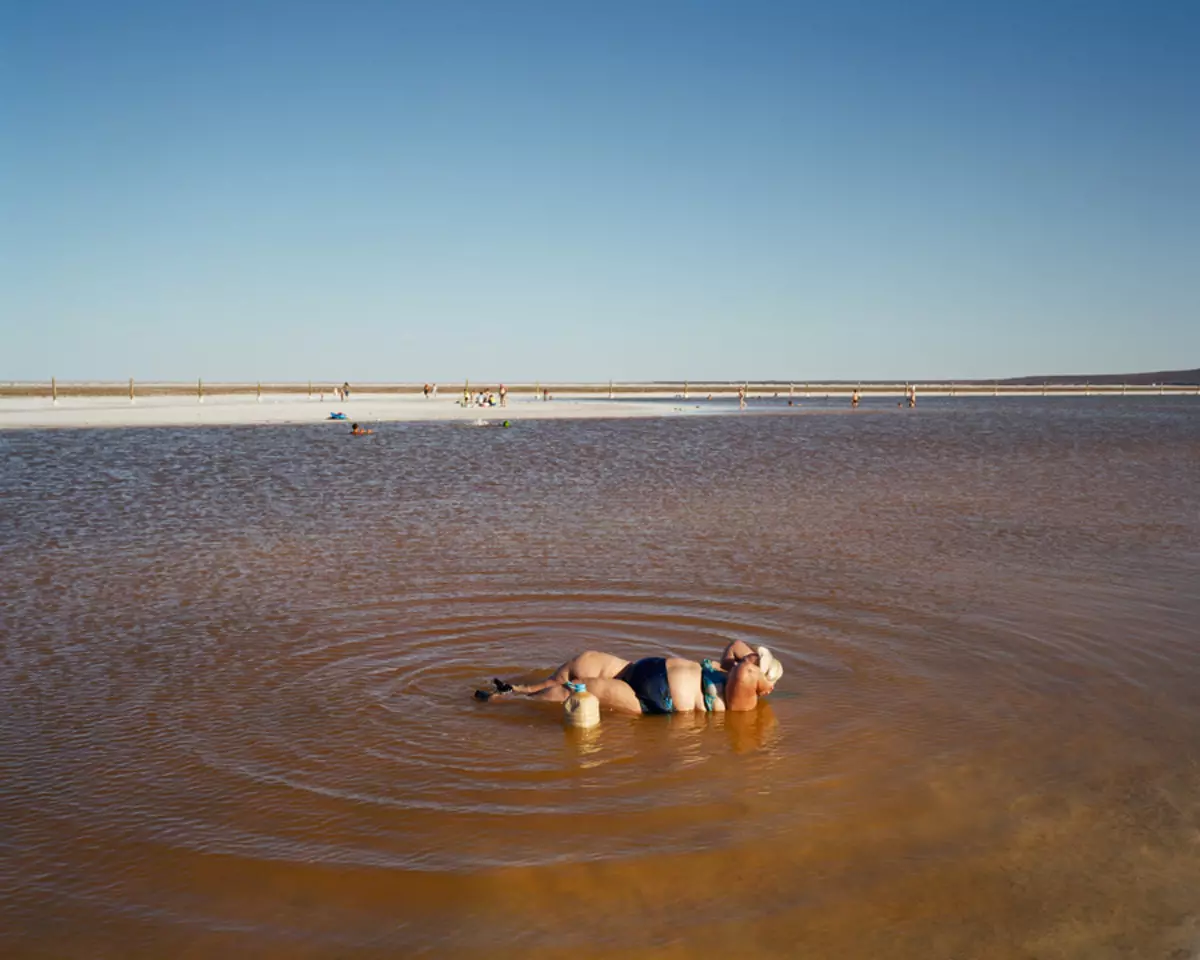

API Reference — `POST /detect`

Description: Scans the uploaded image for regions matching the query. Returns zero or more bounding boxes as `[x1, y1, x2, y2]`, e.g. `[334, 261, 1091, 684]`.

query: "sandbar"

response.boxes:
[0, 392, 719, 431]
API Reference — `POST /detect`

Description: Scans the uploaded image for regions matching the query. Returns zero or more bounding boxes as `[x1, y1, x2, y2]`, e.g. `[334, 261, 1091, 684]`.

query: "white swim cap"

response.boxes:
[756, 646, 783, 683]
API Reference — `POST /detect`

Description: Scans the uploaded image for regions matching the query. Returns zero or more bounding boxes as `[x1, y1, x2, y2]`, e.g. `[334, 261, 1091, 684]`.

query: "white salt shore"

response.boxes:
[0, 392, 716, 431]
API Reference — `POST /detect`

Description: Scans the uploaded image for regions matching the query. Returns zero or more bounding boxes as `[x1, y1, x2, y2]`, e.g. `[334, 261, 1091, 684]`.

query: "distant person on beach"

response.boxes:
[851, 390, 860, 408]
[475, 640, 781, 714]
[908, 384, 917, 408]
[350, 422, 372, 436]
[423, 383, 431, 399]
[343, 382, 351, 399]
[499, 384, 508, 407]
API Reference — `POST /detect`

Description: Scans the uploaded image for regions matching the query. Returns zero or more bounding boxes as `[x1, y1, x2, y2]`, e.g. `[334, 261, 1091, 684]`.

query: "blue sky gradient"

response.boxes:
[1, 0, 1197, 382]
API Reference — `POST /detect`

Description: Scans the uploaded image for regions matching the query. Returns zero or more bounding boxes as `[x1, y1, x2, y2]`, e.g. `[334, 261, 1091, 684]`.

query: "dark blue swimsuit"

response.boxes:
[619, 657, 675, 714]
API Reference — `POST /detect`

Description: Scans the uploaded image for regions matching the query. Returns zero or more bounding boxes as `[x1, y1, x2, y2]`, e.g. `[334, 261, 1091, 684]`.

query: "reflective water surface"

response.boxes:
[2, 399, 1199, 958]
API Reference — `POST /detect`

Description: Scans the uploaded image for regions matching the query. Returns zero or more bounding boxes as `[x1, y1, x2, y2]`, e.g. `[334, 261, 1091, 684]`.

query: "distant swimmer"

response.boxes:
[350, 423, 373, 436]
[851, 389, 860, 408]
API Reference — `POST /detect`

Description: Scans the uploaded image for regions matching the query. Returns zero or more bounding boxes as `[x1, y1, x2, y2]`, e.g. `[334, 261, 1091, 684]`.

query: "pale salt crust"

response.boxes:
[0, 392, 718, 431]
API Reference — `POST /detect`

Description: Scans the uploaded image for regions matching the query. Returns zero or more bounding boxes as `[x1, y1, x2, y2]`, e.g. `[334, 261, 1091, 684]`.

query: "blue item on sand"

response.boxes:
[328, 412, 347, 420]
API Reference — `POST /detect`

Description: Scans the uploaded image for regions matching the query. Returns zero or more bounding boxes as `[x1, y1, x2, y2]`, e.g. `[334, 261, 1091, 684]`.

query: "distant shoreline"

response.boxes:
[0, 386, 1195, 432]
[1, 376, 1198, 401]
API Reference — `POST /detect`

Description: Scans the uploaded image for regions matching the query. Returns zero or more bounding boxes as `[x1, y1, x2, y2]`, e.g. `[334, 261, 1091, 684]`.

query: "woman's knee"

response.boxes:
[566, 651, 630, 681]
[551, 651, 601, 682]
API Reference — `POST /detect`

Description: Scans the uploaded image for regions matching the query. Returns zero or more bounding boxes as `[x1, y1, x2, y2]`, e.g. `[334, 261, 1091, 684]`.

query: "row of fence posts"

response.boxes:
[50, 378, 264, 403]
[37, 379, 1195, 406]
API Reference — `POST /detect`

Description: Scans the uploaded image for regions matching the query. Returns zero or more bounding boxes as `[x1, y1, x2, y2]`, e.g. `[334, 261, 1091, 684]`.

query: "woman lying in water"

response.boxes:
[474, 640, 782, 714]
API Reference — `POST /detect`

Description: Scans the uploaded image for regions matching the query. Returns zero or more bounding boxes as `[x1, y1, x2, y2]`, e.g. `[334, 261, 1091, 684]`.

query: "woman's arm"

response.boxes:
[719, 639, 758, 672]
[724, 660, 773, 711]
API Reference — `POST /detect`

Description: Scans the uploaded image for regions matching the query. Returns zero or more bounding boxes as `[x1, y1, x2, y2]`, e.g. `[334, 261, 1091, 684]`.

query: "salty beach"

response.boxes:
[2, 397, 1199, 958]
[0, 391, 703, 431]
[2, 381, 1195, 431]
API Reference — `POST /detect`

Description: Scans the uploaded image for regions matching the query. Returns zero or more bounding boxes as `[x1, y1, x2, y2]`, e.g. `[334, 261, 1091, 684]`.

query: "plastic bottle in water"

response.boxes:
[563, 681, 600, 729]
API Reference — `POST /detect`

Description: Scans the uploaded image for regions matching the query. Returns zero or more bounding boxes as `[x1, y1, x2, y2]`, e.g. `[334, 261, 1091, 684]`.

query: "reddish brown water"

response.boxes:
[2, 399, 1199, 958]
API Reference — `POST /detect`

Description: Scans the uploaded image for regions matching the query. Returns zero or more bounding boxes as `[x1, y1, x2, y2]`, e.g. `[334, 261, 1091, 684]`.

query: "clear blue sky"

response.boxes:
[1, 0, 1196, 382]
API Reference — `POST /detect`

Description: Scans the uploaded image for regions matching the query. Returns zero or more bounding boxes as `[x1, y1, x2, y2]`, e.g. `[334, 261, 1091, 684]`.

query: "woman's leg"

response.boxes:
[502, 651, 631, 694]
[480, 677, 643, 714]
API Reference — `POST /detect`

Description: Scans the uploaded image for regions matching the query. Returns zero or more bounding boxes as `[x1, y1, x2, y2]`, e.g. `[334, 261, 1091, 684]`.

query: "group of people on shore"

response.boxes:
[460, 384, 508, 408]
[475, 639, 782, 715]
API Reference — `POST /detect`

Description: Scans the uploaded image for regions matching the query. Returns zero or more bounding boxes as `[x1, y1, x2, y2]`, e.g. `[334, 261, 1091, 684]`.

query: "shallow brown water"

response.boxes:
[2, 399, 1199, 958]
